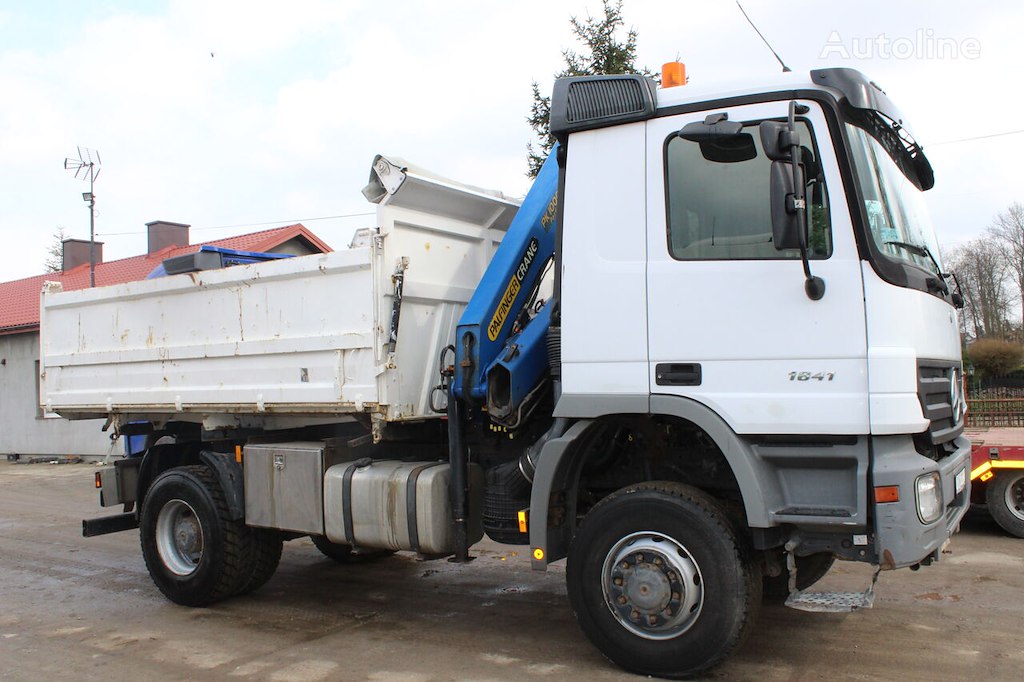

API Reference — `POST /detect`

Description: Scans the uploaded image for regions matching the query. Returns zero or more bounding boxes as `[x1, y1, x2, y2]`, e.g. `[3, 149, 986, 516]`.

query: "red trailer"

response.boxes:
[968, 428, 1024, 537]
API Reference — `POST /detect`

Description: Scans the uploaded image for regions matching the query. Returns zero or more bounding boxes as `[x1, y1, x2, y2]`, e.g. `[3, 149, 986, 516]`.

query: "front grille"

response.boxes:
[917, 360, 964, 445]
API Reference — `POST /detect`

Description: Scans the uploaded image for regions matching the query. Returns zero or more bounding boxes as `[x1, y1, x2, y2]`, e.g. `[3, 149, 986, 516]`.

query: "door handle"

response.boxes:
[656, 363, 702, 386]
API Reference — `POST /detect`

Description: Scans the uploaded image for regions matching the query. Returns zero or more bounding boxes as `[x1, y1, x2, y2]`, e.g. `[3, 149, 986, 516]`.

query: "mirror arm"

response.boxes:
[788, 101, 825, 301]
[948, 271, 965, 310]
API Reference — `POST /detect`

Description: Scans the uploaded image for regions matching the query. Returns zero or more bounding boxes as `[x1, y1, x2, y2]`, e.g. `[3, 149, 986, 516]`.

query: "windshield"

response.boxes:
[846, 122, 942, 275]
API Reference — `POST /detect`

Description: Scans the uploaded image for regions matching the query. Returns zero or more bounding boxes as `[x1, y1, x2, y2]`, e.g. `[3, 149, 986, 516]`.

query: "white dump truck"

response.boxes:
[41, 66, 970, 678]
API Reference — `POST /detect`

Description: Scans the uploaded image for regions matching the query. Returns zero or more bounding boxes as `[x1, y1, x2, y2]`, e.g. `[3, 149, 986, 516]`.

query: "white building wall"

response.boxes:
[0, 331, 116, 459]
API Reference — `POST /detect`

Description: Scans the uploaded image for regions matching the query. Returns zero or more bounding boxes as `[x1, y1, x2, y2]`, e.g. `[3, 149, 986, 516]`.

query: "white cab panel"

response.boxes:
[862, 263, 961, 434]
[560, 122, 651, 399]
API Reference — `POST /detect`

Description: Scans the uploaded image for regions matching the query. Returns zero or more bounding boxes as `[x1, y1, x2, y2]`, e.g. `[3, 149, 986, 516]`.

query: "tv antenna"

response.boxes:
[63, 147, 102, 287]
[736, 1, 792, 73]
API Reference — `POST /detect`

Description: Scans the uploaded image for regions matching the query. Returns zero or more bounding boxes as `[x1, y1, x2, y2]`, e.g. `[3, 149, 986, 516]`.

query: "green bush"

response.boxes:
[968, 339, 1024, 377]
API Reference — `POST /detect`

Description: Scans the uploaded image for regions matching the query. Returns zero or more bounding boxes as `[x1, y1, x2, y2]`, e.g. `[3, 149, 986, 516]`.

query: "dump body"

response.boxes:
[39, 160, 520, 430]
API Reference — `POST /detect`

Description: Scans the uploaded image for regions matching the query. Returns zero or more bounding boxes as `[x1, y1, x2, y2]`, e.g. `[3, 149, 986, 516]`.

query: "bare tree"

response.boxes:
[947, 237, 1013, 340]
[988, 202, 1024, 331]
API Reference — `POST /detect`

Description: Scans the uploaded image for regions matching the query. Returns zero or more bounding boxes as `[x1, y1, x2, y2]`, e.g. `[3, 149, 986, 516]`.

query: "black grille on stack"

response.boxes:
[550, 74, 657, 138]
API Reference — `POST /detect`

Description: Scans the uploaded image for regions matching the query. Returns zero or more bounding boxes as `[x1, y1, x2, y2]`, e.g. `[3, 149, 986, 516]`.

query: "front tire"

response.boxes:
[140, 465, 248, 606]
[987, 471, 1024, 538]
[567, 482, 761, 679]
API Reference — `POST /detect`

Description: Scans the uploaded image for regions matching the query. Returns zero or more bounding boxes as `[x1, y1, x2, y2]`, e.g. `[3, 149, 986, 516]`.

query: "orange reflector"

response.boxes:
[533, 548, 545, 561]
[874, 485, 900, 503]
[235, 445, 243, 464]
[980, 471, 994, 482]
[662, 61, 687, 88]
[517, 510, 528, 534]
[94, 472, 103, 489]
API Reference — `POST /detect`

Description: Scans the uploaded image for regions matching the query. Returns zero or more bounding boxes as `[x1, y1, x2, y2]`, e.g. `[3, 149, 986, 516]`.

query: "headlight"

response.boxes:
[915, 472, 943, 524]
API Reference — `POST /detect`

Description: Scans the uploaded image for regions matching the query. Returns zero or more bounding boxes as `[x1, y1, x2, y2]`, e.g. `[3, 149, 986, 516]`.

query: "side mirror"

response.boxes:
[760, 103, 825, 301]
[769, 161, 805, 250]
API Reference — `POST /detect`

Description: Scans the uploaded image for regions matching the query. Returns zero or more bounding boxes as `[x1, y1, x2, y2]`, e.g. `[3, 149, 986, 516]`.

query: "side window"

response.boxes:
[665, 119, 832, 260]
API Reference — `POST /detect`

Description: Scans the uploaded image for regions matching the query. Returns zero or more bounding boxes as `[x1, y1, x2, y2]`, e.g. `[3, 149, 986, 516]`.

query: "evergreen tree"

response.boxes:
[43, 227, 68, 273]
[527, 0, 656, 177]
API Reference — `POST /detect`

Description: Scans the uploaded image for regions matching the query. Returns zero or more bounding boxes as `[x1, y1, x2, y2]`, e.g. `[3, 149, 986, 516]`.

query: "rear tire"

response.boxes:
[566, 482, 761, 679]
[310, 535, 395, 563]
[237, 528, 283, 595]
[310, 535, 353, 562]
[140, 465, 248, 606]
[986, 471, 1024, 538]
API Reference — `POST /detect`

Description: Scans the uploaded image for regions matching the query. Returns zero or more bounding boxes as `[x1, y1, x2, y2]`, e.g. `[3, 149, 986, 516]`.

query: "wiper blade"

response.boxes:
[885, 240, 948, 293]
[885, 240, 928, 258]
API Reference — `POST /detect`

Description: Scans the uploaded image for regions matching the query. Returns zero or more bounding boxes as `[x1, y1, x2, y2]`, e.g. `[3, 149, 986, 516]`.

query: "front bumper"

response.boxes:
[871, 434, 971, 569]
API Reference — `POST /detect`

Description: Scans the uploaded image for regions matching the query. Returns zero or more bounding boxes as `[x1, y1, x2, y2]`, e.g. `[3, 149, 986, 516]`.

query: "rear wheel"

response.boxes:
[237, 528, 283, 595]
[566, 482, 761, 679]
[140, 465, 248, 606]
[310, 535, 395, 563]
[310, 535, 353, 562]
[987, 471, 1024, 538]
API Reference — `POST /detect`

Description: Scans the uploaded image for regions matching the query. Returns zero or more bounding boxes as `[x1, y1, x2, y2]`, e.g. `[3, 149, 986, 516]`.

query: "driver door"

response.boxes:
[645, 99, 869, 436]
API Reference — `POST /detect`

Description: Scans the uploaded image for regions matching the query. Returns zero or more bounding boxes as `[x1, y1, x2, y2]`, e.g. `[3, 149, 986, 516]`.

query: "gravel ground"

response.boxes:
[1, 460, 1021, 681]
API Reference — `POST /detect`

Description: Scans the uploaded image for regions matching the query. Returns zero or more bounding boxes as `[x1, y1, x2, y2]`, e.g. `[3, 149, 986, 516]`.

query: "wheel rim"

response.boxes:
[601, 531, 704, 640]
[155, 499, 204, 576]
[1004, 473, 1024, 522]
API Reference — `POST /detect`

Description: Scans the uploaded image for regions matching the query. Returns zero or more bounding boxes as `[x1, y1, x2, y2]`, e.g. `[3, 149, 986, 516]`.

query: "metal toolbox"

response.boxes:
[323, 460, 483, 555]
[244, 441, 340, 534]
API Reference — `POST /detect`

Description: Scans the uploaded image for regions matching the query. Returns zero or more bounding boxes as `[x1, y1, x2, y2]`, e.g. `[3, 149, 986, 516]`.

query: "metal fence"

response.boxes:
[966, 385, 1024, 427]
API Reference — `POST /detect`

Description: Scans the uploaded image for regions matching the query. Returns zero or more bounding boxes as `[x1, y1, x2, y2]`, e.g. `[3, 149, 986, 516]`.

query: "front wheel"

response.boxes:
[566, 482, 761, 679]
[140, 465, 248, 606]
[987, 471, 1024, 538]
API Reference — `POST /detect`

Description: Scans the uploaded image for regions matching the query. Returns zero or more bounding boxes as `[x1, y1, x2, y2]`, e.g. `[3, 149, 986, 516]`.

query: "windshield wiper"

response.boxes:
[885, 240, 943, 276]
[884, 240, 951, 294]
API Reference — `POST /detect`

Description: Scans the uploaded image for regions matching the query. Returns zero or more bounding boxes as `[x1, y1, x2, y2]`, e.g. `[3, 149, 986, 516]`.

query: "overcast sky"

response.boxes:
[1, 0, 1021, 282]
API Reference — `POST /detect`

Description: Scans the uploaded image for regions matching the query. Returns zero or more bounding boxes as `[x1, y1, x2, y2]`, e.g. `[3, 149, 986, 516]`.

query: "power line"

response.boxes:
[929, 128, 1024, 147]
[97, 211, 375, 237]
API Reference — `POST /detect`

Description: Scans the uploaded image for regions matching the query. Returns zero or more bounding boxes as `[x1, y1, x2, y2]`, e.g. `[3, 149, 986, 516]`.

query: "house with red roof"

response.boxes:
[0, 220, 332, 459]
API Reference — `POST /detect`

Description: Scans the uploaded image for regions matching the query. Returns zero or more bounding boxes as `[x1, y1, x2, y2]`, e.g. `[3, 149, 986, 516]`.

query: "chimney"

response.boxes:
[62, 238, 103, 272]
[146, 220, 190, 254]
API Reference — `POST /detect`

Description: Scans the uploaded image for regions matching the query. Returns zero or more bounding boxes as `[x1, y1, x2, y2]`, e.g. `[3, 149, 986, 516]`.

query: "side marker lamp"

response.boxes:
[873, 485, 899, 503]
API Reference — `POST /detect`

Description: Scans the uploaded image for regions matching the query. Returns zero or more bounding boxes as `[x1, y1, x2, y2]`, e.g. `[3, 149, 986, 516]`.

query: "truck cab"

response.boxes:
[536, 67, 968, 570]
[509, 67, 970, 674]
